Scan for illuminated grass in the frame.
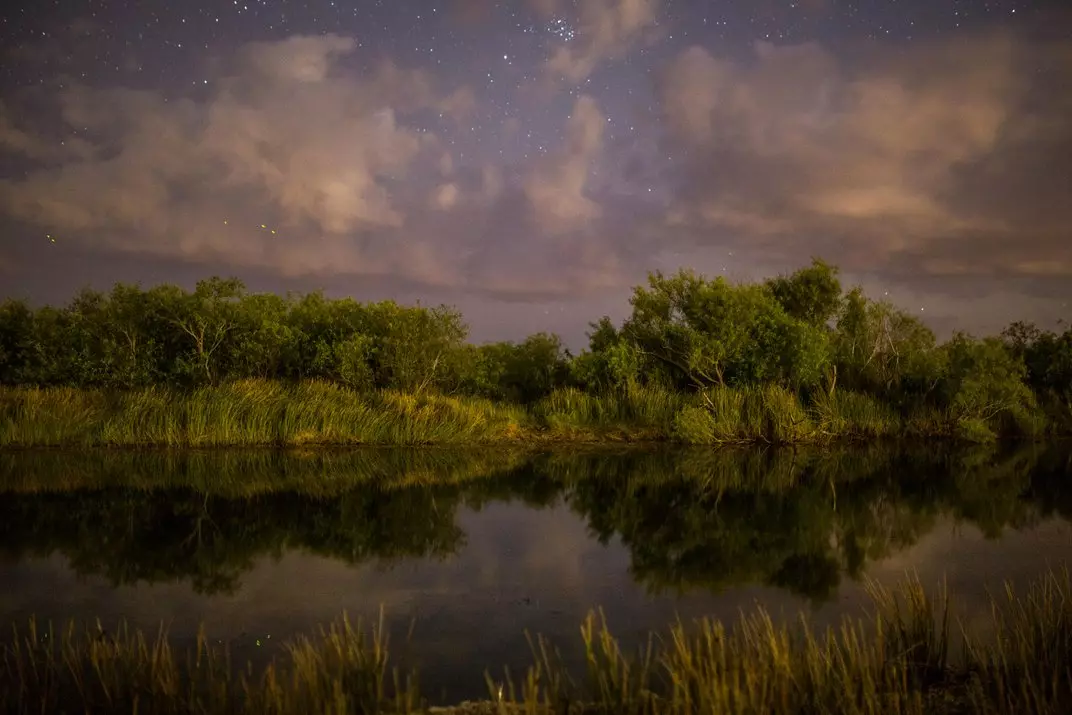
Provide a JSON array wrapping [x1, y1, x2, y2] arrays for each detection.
[[810, 390, 901, 440], [0, 380, 1059, 447], [533, 385, 686, 441], [0, 380, 531, 448], [2, 570, 1070, 713]]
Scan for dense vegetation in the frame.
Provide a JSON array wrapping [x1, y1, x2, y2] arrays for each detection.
[[1, 260, 1070, 444], [3, 569, 1070, 713]]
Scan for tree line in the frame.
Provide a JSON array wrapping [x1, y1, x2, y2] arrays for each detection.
[[0, 260, 1069, 428]]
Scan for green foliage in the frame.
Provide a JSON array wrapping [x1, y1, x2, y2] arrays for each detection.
[[832, 288, 945, 400], [955, 417, 998, 443], [742, 384, 814, 443], [765, 257, 843, 326], [697, 385, 748, 441], [622, 269, 831, 391], [670, 405, 716, 444], [369, 302, 468, 392], [571, 339, 645, 394], [939, 334, 1039, 432], [0, 260, 1066, 440], [333, 333, 377, 391], [1002, 321, 1072, 429], [810, 389, 900, 438], [533, 385, 686, 439], [0, 300, 35, 385]]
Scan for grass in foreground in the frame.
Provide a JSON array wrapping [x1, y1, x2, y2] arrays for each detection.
[[0, 380, 1058, 448], [2, 570, 1070, 714]]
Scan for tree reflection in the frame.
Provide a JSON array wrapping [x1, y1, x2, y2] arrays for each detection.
[[0, 444, 1067, 600]]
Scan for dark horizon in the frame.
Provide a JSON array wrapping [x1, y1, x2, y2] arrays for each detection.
[[2, 0, 1070, 348]]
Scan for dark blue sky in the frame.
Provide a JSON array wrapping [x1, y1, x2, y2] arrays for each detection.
[[1, 0, 1069, 345]]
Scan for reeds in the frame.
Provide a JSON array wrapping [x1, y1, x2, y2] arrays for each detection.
[[673, 386, 898, 445], [810, 390, 901, 440], [1, 618, 235, 713], [3, 569, 1070, 714], [533, 385, 686, 440], [966, 569, 1072, 714], [0, 380, 1059, 448], [0, 381, 530, 448], [487, 569, 1072, 715]]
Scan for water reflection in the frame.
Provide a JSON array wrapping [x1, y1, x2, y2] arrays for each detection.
[[0, 444, 1070, 702]]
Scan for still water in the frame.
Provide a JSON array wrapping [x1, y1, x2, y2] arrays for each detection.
[[1, 444, 1070, 703]]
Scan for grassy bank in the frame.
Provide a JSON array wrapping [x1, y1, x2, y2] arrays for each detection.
[[0, 380, 1059, 448], [2, 569, 1070, 714]]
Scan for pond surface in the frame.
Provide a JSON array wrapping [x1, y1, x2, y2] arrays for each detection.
[[1, 444, 1071, 704]]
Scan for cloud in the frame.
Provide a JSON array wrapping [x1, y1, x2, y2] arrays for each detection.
[[2, 19, 1070, 324], [0, 35, 469, 286], [523, 95, 605, 229], [438, 86, 478, 124], [0, 35, 633, 302], [0, 104, 94, 161], [239, 34, 358, 83], [406, 98, 630, 300], [431, 183, 460, 210], [545, 0, 661, 84], [438, 152, 455, 176], [656, 31, 1072, 288]]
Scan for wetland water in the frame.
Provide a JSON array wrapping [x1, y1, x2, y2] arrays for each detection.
[[1, 444, 1071, 704]]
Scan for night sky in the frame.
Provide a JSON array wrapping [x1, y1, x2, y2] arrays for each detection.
[[1, 0, 1069, 345]]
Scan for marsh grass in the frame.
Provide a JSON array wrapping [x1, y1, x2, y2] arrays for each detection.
[[252, 611, 421, 715], [1, 618, 235, 713], [810, 390, 901, 440], [965, 570, 1072, 715], [5, 570, 1069, 714], [0, 381, 530, 448], [674, 387, 907, 445], [488, 570, 1072, 715], [672, 386, 850, 445], [0, 380, 1059, 448], [486, 576, 954, 715], [533, 386, 686, 440]]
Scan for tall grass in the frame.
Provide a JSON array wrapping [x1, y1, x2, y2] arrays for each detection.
[[533, 385, 686, 440], [3, 570, 1070, 714], [966, 570, 1072, 714], [673, 386, 882, 445], [490, 570, 1072, 715], [0, 380, 1060, 448], [810, 390, 901, 439], [0, 380, 530, 448]]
